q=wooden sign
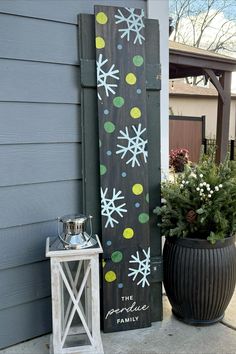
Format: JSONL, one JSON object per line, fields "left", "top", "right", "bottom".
{"left": 95, "top": 5, "right": 151, "bottom": 332}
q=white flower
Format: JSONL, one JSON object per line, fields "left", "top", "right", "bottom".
{"left": 219, "top": 184, "right": 223, "bottom": 188}
{"left": 210, "top": 190, "right": 214, "bottom": 194}
{"left": 208, "top": 194, "right": 212, "bottom": 198}
{"left": 215, "top": 186, "right": 219, "bottom": 191}
{"left": 185, "top": 181, "right": 189, "bottom": 185}
{"left": 206, "top": 184, "right": 210, "bottom": 188}
{"left": 161, "top": 198, "right": 167, "bottom": 204}
{"left": 203, "top": 182, "right": 207, "bottom": 186}
{"left": 200, "top": 188, "right": 204, "bottom": 192}
{"left": 200, "top": 174, "right": 203, "bottom": 178}
{"left": 182, "top": 180, "right": 186, "bottom": 184}
{"left": 207, "top": 187, "right": 210, "bottom": 191}
{"left": 199, "top": 183, "right": 203, "bottom": 187}
{"left": 196, "top": 187, "right": 200, "bottom": 191}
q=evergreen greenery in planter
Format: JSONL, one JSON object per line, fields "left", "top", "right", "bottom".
{"left": 154, "top": 151, "right": 236, "bottom": 325}
{"left": 155, "top": 151, "right": 236, "bottom": 244}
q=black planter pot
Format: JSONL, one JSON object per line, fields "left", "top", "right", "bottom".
{"left": 163, "top": 235, "right": 236, "bottom": 325}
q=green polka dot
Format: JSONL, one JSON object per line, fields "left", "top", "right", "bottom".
{"left": 133, "top": 55, "right": 144, "bottom": 67}
{"left": 113, "top": 96, "right": 125, "bottom": 108}
{"left": 111, "top": 251, "right": 123, "bottom": 263}
{"left": 138, "top": 213, "right": 149, "bottom": 224}
{"left": 146, "top": 193, "right": 149, "bottom": 203}
{"left": 104, "top": 121, "right": 115, "bottom": 133}
{"left": 100, "top": 164, "right": 107, "bottom": 175}
{"left": 105, "top": 271, "right": 116, "bottom": 282}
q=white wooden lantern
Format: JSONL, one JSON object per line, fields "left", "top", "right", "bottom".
{"left": 46, "top": 235, "right": 104, "bottom": 354}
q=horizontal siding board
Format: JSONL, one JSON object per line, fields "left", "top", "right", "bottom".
{"left": 0, "top": 180, "right": 82, "bottom": 229}
{"left": 0, "top": 297, "right": 52, "bottom": 349}
{"left": 0, "top": 59, "right": 80, "bottom": 103}
{"left": 0, "top": 102, "right": 81, "bottom": 144}
{"left": 0, "top": 221, "right": 58, "bottom": 270}
{"left": 0, "top": 13, "right": 78, "bottom": 65}
{"left": 0, "top": 261, "right": 50, "bottom": 310}
{"left": 0, "top": 143, "right": 82, "bottom": 187}
{"left": 0, "top": 0, "right": 146, "bottom": 24}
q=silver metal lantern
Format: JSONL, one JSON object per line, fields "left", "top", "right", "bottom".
{"left": 57, "top": 214, "right": 97, "bottom": 249}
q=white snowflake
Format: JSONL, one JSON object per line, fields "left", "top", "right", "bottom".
{"left": 116, "top": 123, "right": 148, "bottom": 168}
{"left": 115, "top": 7, "right": 145, "bottom": 45}
{"left": 96, "top": 53, "right": 120, "bottom": 101}
{"left": 100, "top": 187, "right": 127, "bottom": 228}
{"left": 128, "top": 248, "right": 150, "bottom": 288}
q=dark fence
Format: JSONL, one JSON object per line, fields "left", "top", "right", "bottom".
{"left": 204, "top": 139, "right": 236, "bottom": 160}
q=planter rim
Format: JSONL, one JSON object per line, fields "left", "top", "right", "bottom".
{"left": 165, "top": 234, "right": 235, "bottom": 249}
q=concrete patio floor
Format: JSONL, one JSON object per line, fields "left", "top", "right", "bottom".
{"left": 0, "top": 290, "right": 235, "bottom": 354}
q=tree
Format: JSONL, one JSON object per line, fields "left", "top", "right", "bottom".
{"left": 169, "top": 0, "right": 236, "bottom": 85}
{"left": 170, "top": 0, "right": 236, "bottom": 55}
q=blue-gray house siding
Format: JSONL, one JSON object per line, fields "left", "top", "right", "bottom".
{"left": 0, "top": 0, "right": 146, "bottom": 348}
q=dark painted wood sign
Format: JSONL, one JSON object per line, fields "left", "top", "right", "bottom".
{"left": 95, "top": 5, "right": 150, "bottom": 332}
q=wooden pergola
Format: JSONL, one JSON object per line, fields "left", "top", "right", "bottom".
{"left": 169, "top": 40, "right": 236, "bottom": 163}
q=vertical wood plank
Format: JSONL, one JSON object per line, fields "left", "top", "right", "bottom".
{"left": 78, "top": 14, "right": 101, "bottom": 235}
{"left": 145, "top": 19, "right": 162, "bottom": 322}
{"left": 50, "top": 259, "right": 62, "bottom": 354}
{"left": 216, "top": 71, "right": 232, "bottom": 163}
{"left": 95, "top": 5, "right": 151, "bottom": 332}
{"left": 91, "top": 256, "right": 103, "bottom": 353}
{"left": 79, "top": 13, "right": 162, "bottom": 326}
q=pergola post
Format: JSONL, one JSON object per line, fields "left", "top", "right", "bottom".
{"left": 204, "top": 69, "right": 232, "bottom": 164}
{"left": 215, "top": 72, "right": 232, "bottom": 163}
{"left": 169, "top": 41, "right": 236, "bottom": 165}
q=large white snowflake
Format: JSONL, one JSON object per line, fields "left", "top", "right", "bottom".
{"left": 101, "top": 187, "right": 127, "bottom": 228}
{"left": 128, "top": 248, "right": 150, "bottom": 288}
{"left": 116, "top": 123, "right": 148, "bottom": 167}
{"left": 115, "top": 7, "right": 145, "bottom": 45}
{"left": 96, "top": 53, "right": 120, "bottom": 101}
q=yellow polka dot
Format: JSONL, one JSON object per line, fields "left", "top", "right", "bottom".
{"left": 132, "top": 183, "right": 143, "bottom": 195}
{"left": 105, "top": 271, "right": 116, "bottom": 282}
{"left": 130, "top": 107, "right": 141, "bottom": 119}
{"left": 123, "top": 228, "right": 134, "bottom": 239}
{"left": 125, "top": 73, "right": 137, "bottom": 85}
{"left": 96, "top": 36, "right": 105, "bottom": 49}
{"left": 96, "top": 12, "right": 108, "bottom": 24}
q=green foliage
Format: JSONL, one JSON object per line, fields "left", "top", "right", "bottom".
{"left": 154, "top": 150, "right": 236, "bottom": 244}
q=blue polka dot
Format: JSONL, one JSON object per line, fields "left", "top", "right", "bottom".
{"left": 118, "top": 283, "right": 123, "bottom": 288}
{"left": 104, "top": 109, "right": 109, "bottom": 115}
{"left": 137, "top": 89, "right": 142, "bottom": 94}
{"left": 106, "top": 240, "right": 112, "bottom": 246}
{"left": 117, "top": 44, "right": 123, "bottom": 50}
{"left": 107, "top": 150, "right": 112, "bottom": 156}
{"left": 135, "top": 202, "right": 140, "bottom": 208}
{"left": 121, "top": 172, "right": 127, "bottom": 177}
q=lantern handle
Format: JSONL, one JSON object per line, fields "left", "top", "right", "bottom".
{"left": 86, "top": 215, "right": 93, "bottom": 242}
